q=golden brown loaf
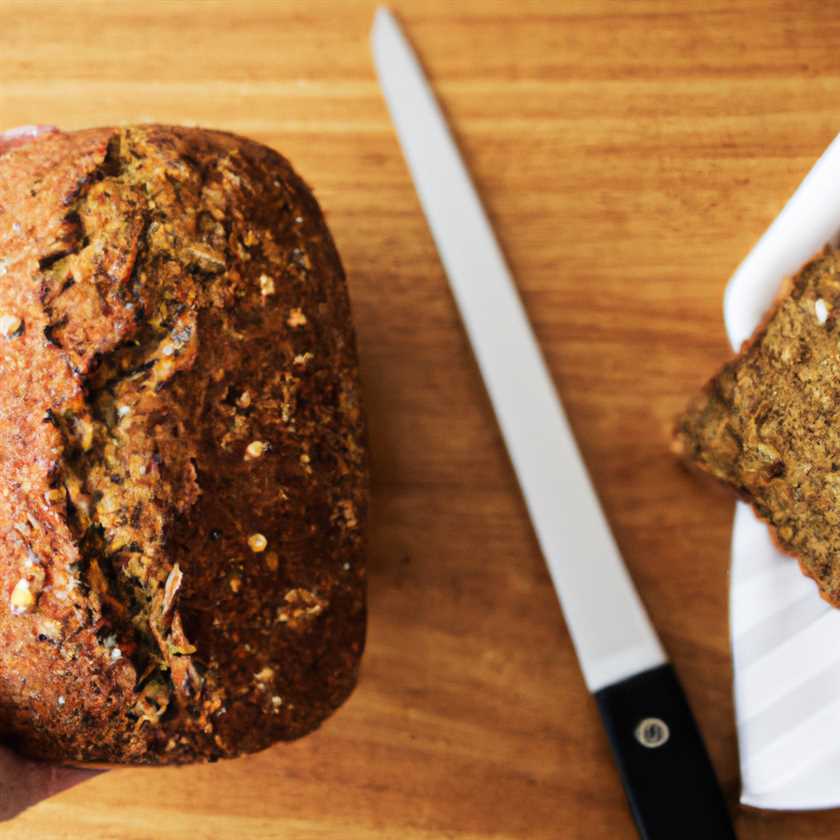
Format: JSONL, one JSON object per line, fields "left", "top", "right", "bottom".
{"left": 0, "top": 125, "right": 368, "bottom": 764}
{"left": 674, "top": 250, "right": 840, "bottom": 605}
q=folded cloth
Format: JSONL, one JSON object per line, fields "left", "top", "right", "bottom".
{"left": 726, "top": 132, "right": 840, "bottom": 810}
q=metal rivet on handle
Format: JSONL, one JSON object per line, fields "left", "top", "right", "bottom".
{"left": 634, "top": 717, "right": 670, "bottom": 749}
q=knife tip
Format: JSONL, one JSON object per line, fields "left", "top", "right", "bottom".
{"left": 371, "top": 5, "right": 396, "bottom": 45}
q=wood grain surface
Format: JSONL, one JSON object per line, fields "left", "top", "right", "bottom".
{"left": 2, "top": 0, "right": 840, "bottom": 836}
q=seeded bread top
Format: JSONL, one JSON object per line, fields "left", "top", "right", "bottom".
{"left": 0, "top": 126, "right": 368, "bottom": 764}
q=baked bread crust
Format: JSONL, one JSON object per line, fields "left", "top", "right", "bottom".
{"left": 0, "top": 126, "right": 368, "bottom": 763}
{"left": 674, "top": 250, "right": 840, "bottom": 605}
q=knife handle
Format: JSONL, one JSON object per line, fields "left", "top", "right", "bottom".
{"left": 593, "top": 664, "right": 736, "bottom": 840}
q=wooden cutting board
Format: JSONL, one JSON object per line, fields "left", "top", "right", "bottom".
{"left": 2, "top": 0, "right": 840, "bottom": 836}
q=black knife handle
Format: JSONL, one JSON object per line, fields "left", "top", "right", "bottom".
{"left": 593, "top": 663, "right": 736, "bottom": 840}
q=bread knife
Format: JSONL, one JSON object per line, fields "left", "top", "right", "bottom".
{"left": 371, "top": 8, "right": 735, "bottom": 838}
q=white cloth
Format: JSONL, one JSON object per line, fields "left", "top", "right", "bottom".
{"left": 726, "top": 133, "right": 840, "bottom": 809}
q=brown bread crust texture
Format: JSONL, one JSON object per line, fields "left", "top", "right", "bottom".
{"left": 674, "top": 249, "right": 840, "bottom": 605}
{"left": 0, "top": 125, "right": 368, "bottom": 764}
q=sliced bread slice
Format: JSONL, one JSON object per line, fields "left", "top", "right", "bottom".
{"left": 674, "top": 249, "right": 840, "bottom": 604}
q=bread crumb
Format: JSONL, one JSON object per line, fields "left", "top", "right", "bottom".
{"left": 36, "top": 617, "right": 62, "bottom": 641}
{"left": 229, "top": 575, "right": 242, "bottom": 593}
{"left": 44, "top": 487, "right": 66, "bottom": 504}
{"left": 155, "top": 357, "right": 176, "bottom": 381}
{"left": 74, "top": 417, "right": 94, "bottom": 451}
{"left": 237, "top": 390, "right": 252, "bottom": 408}
{"left": 254, "top": 666, "right": 274, "bottom": 682}
{"left": 277, "top": 588, "right": 326, "bottom": 628}
{"left": 337, "top": 500, "right": 358, "bottom": 529}
{"left": 259, "top": 274, "right": 275, "bottom": 296}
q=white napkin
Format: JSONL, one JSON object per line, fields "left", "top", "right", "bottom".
{"left": 725, "top": 132, "right": 840, "bottom": 809}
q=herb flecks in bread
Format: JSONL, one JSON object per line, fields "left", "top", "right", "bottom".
{"left": 0, "top": 126, "right": 368, "bottom": 764}
{"left": 675, "top": 250, "right": 840, "bottom": 604}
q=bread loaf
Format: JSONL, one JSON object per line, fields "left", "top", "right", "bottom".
{"left": 0, "top": 125, "right": 368, "bottom": 763}
{"left": 674, "top": 249, "right": 840, "bottom": 605}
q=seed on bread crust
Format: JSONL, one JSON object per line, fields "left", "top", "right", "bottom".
{"left": 0, "top": 314, "right": 23, "bottom": 338}
{"left": 248, "top": 533, "right": 268, "bottom": 553}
